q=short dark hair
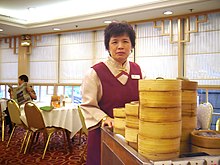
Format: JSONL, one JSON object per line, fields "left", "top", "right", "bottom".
{"left": 19, "top": 74, "right": 29, "bottom": 82}
{"left": 104, "top": 21, "right": 136, "bottom": 51}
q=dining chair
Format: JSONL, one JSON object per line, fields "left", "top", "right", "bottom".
{"left": 24, "top": 101, "right": 68, "bottom": 159}
{"left": 0, "top": 104, "right": 5, "bottom": 141}
{"left": 6, "top": 99, "right": 29, "bottom": 153}
{"left": 197, "top": 102, "right": 213, "bottom": 130}
{"left": 216, "top": 118, "right": 220, "bottom": 131}
{"left": 78, "top": 106, "right": 88, "bottom": 163}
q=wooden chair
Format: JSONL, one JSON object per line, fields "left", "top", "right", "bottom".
{"left": 24, "top": 101, "right": 68, "bottom": 159}
{"left": 78, "top": 106, "right": 88, "bottom": 163}
{"left": 216, "top": 118, "right": 220, "bottom": 131}
{"left": 197, "top": 102, "right": 213, "bottom": 130}
{"left": 0, "top": 104, "right": 5, "bottom": 141}
{"left": 6, "top": 99, "right": 29, "bottom": 153}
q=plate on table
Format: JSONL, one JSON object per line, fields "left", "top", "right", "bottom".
{"left": 40, "top": 106, "right": 54, "bottom": 112}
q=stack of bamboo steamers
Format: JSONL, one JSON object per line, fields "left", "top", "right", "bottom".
{"left": 139, "top": 79, "right": 182, "bottom": 161}
{"left": 113, "top": 78, "right": 198, "bottom": 161}
{"left": 180, "top": 80, "right": 198, "bottom": 154}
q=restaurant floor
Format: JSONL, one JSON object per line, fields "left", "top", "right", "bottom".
{"left": 0, "top": 126, "right": 87, "bottom": 165}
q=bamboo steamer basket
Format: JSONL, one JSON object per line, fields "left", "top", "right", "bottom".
{"left": 114, "top": 118, "right": 126, "bottom": 130}
{"left": 126, "top": 115, "right": 139, "bottom": 129}
{"left": 191, "top": 130, "right": 220, "bottom": 149}
{"left": 138, "top": 134, "right": 180, "bottom": 153}
{"left": 180, "top": 79, "right": 198, "bottom": 90}
{"left": 139, "top": 79, "right": 181, "bottom": 108}
{"left": 125, "top": 126, "right": 138, "bottom": 143}
{"left": 181, "top": 128, "right": 194, "bottom": 142}
{"left": 191, "top": 145, "right": 220, "bottom": 156}
{"left": 138, "top": 79, "right": 181, "bottom": 160}
{"left": 181, "top": 115, "right": 196, "bottom": 143}
{"left": 139, "top": 120, "right": 181, "bottom": 138}
{"left": 180, "top": 141, "right": 191, "bottom": 154}
{"left": 113, "top": 127, "right": 125, "bottom": 136}
{"left": 181, "top": 90, "right": 197, "bottom": 104}
{"left": 140, "top": 106, "right": 181, "bottom": 122}
{"left": 181, "top": 80, "right": 198, "bottom": 118}
{"left": 114, "top": 107, "right": 126, "bottom": 136}
{"left": 182, "top": 115, "right": 197, "bottom": 129}
{"left": 113, "top": 107, "right": 126, "bottom": 118}
{"left": 125, "top": 101, "right": 139, "bottom": 116}
{"left": 139, "top": 91, "right": 181, "bottom": 107}
{"left": 139, "top": 79, "right": 181, "bottom": 91}
{"left": 182, "top": 103, "right": 197, "bottom": 116}
{"left": 181, "top": 80, "right": 198, "bottom": 117}
{"left": 138, "top": 134, "right": 180, "bottom": 160}
{"left": 128, "top": 142, "right": 138, "bottom": 151}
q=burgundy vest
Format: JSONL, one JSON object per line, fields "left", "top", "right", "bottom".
{"left": 92, "top": 61, "right": 142, "bottom": 118}
{"left": 86, "top": 62, "right": 142, "bottom": 165}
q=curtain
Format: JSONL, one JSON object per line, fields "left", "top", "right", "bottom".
{"left": 29, "top": 35, "right": 59, "bottom": 83}
{"left": 185, "top": 13, "right": 220, "bottom": 85}
{"left": 135, "top": 21, "right": 178, "bottom": 79}
{"left": 0, "top": 37, "right": 18, "bottom": 83}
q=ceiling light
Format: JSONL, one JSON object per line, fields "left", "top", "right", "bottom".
{"left": 0, "top": 28, "right": 3, "bottom": 32}
{"left": 104, "top": 20, "right": 112, "bottom": 24}
{"left": 53, "top": 28, "right": 60, "bottom": 31}
{"left": 163, "top": 11, "right": 173, "bottom": 15}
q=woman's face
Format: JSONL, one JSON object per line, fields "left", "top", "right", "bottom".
{"left": 108, "top": 34, "right": 132, "bottom": 64}
{"left": 18, "top": 78, "right": 24, "bottom": 86}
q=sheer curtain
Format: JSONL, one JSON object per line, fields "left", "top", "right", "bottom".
{"left": 135, "top": 21, "right": 178, "bottom": 79}
{"left": 0, "top": 38, "right": 18, "bottom": 83}
{"left": 60, "top": 31, "right": 95, "bottom": 83}
{"left": 29, "top": 35, "right": 59, "bottom": 83}
{"left": 93, "top": 30, "right": 109, "bottom": 64}
{"left": 185, "top": 13, "right": 220, "bottom": 85}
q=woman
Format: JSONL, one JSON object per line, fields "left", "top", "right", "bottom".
{"left": 80, "top": 21, "right": 143, "bottom": 165}
{"left": 9, "top": 74, "right": 37, "bottom": 105}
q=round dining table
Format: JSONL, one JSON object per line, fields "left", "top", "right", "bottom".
{"left": 20, "top": 102, "right": 82, "bottom": 139}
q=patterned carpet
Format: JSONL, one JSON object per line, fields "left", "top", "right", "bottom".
{"left": 0, "top": 126, "right": 87, "bottom": 165}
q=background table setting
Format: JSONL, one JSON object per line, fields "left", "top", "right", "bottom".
{"left": 20, "top": 101, "right": 82, "bottom": 139}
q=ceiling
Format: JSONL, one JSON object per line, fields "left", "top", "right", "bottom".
{"left": 0, "top": 0, "right": 220, "bottom": 37}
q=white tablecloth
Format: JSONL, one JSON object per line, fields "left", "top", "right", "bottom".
{"left": 20, "top": 102, "right": 82, "bottom": 138}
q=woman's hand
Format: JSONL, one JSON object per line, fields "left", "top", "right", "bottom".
{"left": 26, "top": 86, "right": 32, "bottom": 92}
{"left": 26, "top": 86, "right": 37, "bottom": 100}
{"left": 101, "top": 116, "right": 114, "bottom": 128}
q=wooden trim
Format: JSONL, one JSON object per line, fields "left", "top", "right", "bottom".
{"left": 198, "top": 85, "right": 220, "bottom": 90}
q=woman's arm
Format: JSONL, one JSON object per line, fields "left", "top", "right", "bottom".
{"left": 80, "top": 68, "right": 108, "bottom": 129}
{"left": 26, "top": 86, "right": 37, "bottom": 100}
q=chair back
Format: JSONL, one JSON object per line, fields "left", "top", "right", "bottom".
{"left": 0, "top": 105, "right": 2, "bottom": 118}
{"left": 216, "top": 118, "right": 220, "bottom": 131}
{"left": 7, "top": 99, "right": 22, "bottom": 125}
{"left": 197, "top": 102, "right": 213, "bottom": 129}
{"left": 78, "top": 106, "right": 88, "bottom": 136}
{"left": 24, "top": 102, "right": 45, "bottom": 129}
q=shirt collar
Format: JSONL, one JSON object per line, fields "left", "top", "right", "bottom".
{"left": 107, "top": 56, "right": 129, "bottom": 72}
